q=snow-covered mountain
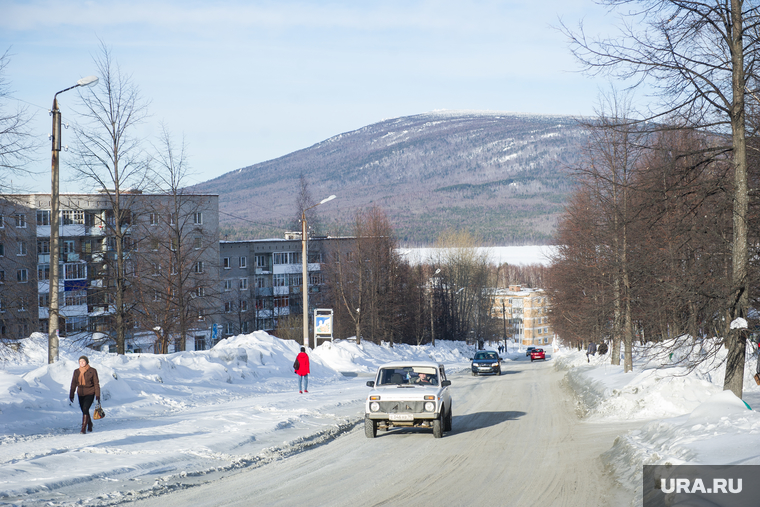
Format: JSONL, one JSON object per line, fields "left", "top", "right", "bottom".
{"left": 194, "top": 111, "right": 587, "bottom": 244}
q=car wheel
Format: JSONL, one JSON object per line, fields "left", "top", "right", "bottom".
{"left": 444, "top": 407, "right": 452, "bottom": 432}
{"left": 433, "top": 413, "right": 443, "bottom": 438}
{"left": 496, "top": 367, "right": 501, "bottom": 376}
{"left": 364, "top": 416, "right": 377, "bottom": 438}
{"left": 530, "top": 358, "right": 533, "bottom": 362}
{"left": 471, "top": 371, "right": 477, "bottom": 376}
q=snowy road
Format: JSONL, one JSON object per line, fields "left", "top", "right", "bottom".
{"left": 129, "top": 357, "right": 633, "bottom": 507}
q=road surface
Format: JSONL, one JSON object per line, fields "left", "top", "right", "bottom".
{"left": 129, "top": 357, "right": 633, "bottom": 506}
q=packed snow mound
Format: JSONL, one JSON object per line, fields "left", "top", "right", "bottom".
{"left": 558, "top": 338, "right": 760, "bottom": 507}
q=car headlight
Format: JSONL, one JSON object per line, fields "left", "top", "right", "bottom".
{"left": 492, "top": 362, "right": 499, "bottom": 367}
{"left": 424, "top": 402, "right": 435, "bottom": 412}
{"left": 370, "top": 402, "right": 380, "bottom": 412}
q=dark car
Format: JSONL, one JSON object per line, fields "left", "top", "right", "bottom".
{"left": 471, "top": 351, "right": 501, "bottom": 376}
{"left": 525, "top": 346, "right": 536, "bottom": 357}
{"left": 530, "top": 348, "right": 546, "bottom": 362}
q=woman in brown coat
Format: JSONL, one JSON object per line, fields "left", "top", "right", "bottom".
{"left": 69, "top": 355, "right": 101, "bottom": 434}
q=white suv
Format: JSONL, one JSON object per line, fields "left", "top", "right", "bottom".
{"left": 364, "top": 361, "right": 453, "bottom": 438}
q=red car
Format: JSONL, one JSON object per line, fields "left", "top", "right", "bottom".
{"left": 530, "top": 348, "right": 546, "bottom": 362}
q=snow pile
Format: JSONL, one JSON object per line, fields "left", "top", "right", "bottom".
{"left": 0, "top": 332, "right": 479, "bottom": 504}
{"left": 557, "top": 341, "right": 760, "bottom": 506}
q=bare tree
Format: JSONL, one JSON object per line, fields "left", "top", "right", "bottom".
{"left": 564, "top": 1, "right": 760, "bottom": 396}
{"left": 0, "top": 49, "right": 35, "bottom": 192}
{"left": 131, "top": 125, "right": 219, "bottom": 352}
{"left": 433, "top": 230, "right": 492, "bottom": 345}
{"left": 70, "top": 42, "right": 150, "bottom": 354}
{"left": 290, "top": 174, "right": 322, "bottom": 235}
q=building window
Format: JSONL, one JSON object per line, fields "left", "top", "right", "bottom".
{"left": 150, "top": 213, "right": 159, "bottom": 226}
{"left": 224, "top": 301, "right": 233, "bottom": 313}
{"left": 17, "top": 241, "right": 27, "bottom": 256}
{"left": 39, "top": 293, "right": 49, "bottom": 308}
{"left": 239, "top": 256, "right": 247, "bottom": 268}
{"left": 193, "top": 212, "right": 203, "bottom": 225}
{"left": 224, "top": 279, "right": 233, "bottom": 291}
{"left": 37, "top": 264, "right": 49, "bottom": 280}
{"left": 17, "top": 269, "right": 28, "bottom": 282}
{"left": 240, "top": 300, "right": 248, "bottom": 312}
{"left": 65, "top": 290, "right": 87, "bottom": 306}
{"left": 195, "top": 336, "right": 206, "bottom": 351}
{"left": 194, "top": 261, "right": 204, "bottom": 273}
{"left": 0, "top": 243, "right": 4, "bottom": 256}
{"left": 36, "top": 210, "right": 50, "bottom": 226}
{"left": 14, "top": 214, "right": 26, "bottom": 228}
{"left": 194, "top": 236, "right": 202, "bottom": 249}
{"left": 273, "top": 274, "right": 287, "bottom": 287}
{"left": 169, "top": 213, "right": 176, "bottom": 225}
{"left": 38, "top": 240, "right": 50, "bottom": 254}
{"left": 224, "top": 322, "right": 234, "bottom": 335}
{"left": 61, "top": 210, "right": 84, "bottom": 225}
{"left": 239, "top": 278, "right": 248, "bottom": 290}
{"left": 255, "top": 277, "right": 266, "bottom": 288}
{"left": 63, "top": 240, "right": 75, "bottom": 254}
{"left": 274, "top": 296, "right": 289, "bottom": 308}
{"left": 255, "top": 255, "right": 267, "bottom": 268}
{"left": 0, "top": 214, "right": 3, "bottom": 227}
{"left": 273, "top": 252, "right": 287, "bottom": 265}
{"left": 194, "top": 286, "right": 205, "bottom": 298}
{"left": 223, "top": 257, "right": 231, "bottom": 269}
{"left": 64, "top": 263, "right": 87, "bottom": 280}
{"left": 0, "top": 299, "right": 5, "bottom": 312}
{"left": 0, "top": 269, "right": 4, "bottom": 283}
{"left": 241, "top": 321, "right": 249, "bottom": 333}
{"left": 288, "top": 252, "right": 301, "bottom": 264}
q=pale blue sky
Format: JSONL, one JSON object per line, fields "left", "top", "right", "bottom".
{"left": 1, "top": 0, "right": 610, "bottom": 192}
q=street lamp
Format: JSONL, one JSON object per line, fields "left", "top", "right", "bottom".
{"left": 48, "top": 75, "right": 98, "bottom": 364}
{"left": 301, "top": 194, "right": 336, "bottom": 348}
{"left": 430, "top": 268, "right": 440, "bottom": 347}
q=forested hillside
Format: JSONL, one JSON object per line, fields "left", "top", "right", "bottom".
{"left": 194, "top": 111, "right": 588, "bottom": 244}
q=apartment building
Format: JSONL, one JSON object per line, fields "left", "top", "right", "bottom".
{"left": 0, "top": 193, "right": 219, "bottom": 352}
{"left": 490, "top": 285, "right": 554, "bottom": 346}
{"left": 218, "top": 235, "right": 354, "bottom": 339}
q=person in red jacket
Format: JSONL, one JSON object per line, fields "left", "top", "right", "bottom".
{"left": 69, "top": 355, "right": 101, "bottom": 434}
{"left": 295, "top": 347, "right": 310, "bottom": 393}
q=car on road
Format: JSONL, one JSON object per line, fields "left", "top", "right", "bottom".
{"left": 365, "top": 361, "right": 452, "bottom": 438}
{"left": 470, "top": 351, "right": 501, "bottom": 376}
{"left": 525, "top": 346, "right": 536, "bottom": 357}
{"left": 530, "top": 348, "right": 546, "bottom": 361}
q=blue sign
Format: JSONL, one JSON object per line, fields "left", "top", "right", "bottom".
{"left": 211, "top": 323, "right": 218, "bottom": 341}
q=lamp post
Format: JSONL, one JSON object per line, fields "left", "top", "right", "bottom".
{"left": 430, "top": 268, "right": 440, "bottom": 347}
{"left": 48, "top": 75, "right": 98, "bottom": 364}
{"left": 301, "top": 194, "right": 336, "bottom": 348}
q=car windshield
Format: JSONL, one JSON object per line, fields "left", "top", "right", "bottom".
{"left": 377, "top": 366, "right": 439, "bottom": 386}
{"left": 474, "top": 352, "right": 498, "bottom": 360}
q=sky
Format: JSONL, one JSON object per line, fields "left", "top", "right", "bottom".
{"left": 0, "top": 0, "right": 611, "bottom": 193}
{"left": 3, "top": 332, "right": 760, "bottom": 504}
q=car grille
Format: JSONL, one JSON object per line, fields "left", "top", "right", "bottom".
{"left": 378, "top": 401, "right": 426, "bottom": 413}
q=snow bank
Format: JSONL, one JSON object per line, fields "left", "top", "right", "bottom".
{"left": 557, "top": 340, "right": 760, "bottom": 506}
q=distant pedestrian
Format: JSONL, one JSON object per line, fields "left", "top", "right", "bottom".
{"left": 69, "top": 356, "right": 101, "bottom": 434}
{"left": 586, "top": 342, "right": 597, "bottom": 362}
{"left": 294, "top": 347, "right": 310, "bottom": 393}
{"left": 598, "top": 342, "right": 608, "bottom": 355}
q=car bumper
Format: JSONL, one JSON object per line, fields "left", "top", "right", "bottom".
{"left": 472, "top": 365, "right": 499, "bottom": 373}
{"left": 366, "top": 412, "right": 438, "bottom": 421}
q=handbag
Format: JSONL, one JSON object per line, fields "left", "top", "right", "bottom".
{"left": 754, "top": 373, "right": 760, "bottom": 386}
{"left": 293, "top": 359, "right": 300, "bottom": 371}
{"left": 93, "top": 402, "right": 105, "bottom": 420}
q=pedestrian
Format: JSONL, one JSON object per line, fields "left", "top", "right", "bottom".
{"left": 294, "top": 346, "right": 310, "bottom": 393}
{"left": 69, "top": 355, "right": 101, "bottom": 434}
{"left": 586, "top": 342, "right": 597, "bottom": 363}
